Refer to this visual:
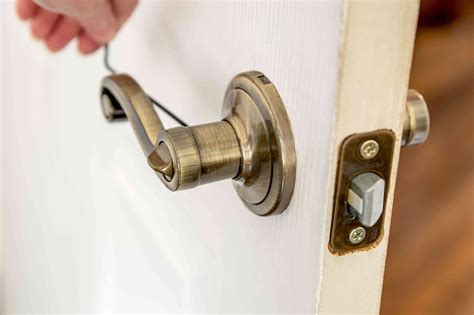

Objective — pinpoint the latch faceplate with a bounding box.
[329,129,396,255]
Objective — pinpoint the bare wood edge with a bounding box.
[317,0,419,313]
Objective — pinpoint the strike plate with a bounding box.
[329,129,396,255]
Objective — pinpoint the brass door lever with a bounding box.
[100,71,297,216]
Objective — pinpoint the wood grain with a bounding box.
[381,3,474,314]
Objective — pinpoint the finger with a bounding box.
[29,8,60,39]
[113,0,138,26]
[16,0,39,20]
[34,0,118,44]
[45,16,81,52]
[77,32,101,55]
[76,3,118,44]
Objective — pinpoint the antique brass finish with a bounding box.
[154,122,241,191]
[329,130,396,255]
[100,71,296,216]
[222,73,297,215]
[330,89,430,254]
[101,75,164,155]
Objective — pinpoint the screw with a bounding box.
[349,227,366,244]
[360,140,379,159]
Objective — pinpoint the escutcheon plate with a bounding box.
[222,71,296,216]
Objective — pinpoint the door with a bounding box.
[1,1,419,313]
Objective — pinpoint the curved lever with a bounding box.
[101,75,163,155]
[100,71,297,216]
[101,75,173,177]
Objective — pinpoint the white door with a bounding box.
[1,1,419,313]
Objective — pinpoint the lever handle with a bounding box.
[101,75,164,155]
[101,75,175,178]
[100,71,296,216]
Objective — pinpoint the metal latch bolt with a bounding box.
[348,172,385,228]
[329,89,430,254]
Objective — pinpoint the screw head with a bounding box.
[349,227,366,244]
[360,140,379,159]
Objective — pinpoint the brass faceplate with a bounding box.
[223,72,297,216]
[329,129,395,255]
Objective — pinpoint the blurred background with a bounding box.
[381,0,474,314]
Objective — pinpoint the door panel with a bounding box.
[1,1,343,312]
[0,0,419,313]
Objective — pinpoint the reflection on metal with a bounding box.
[349,227,366,245]
[100,71,296,216]
[402,89,430,147]
[147,143,173,179]
[359,140,379,160]
[348,172,385,228]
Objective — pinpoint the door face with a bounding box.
[1,1,418,313]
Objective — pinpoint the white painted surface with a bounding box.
[318,1,419,314]
[1,1,419,312]
[1,1,344,313]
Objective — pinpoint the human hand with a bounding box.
[16,0,138,54]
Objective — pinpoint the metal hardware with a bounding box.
[103,44,188,126]
[100,71,296,216]
[329,130,395,255]
[330,89,430,254]
[349,227,366,244]
[348,172,385,228]
[360,140,379,160]
[402,89,430,147]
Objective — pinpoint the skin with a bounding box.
[16,0,138,54]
